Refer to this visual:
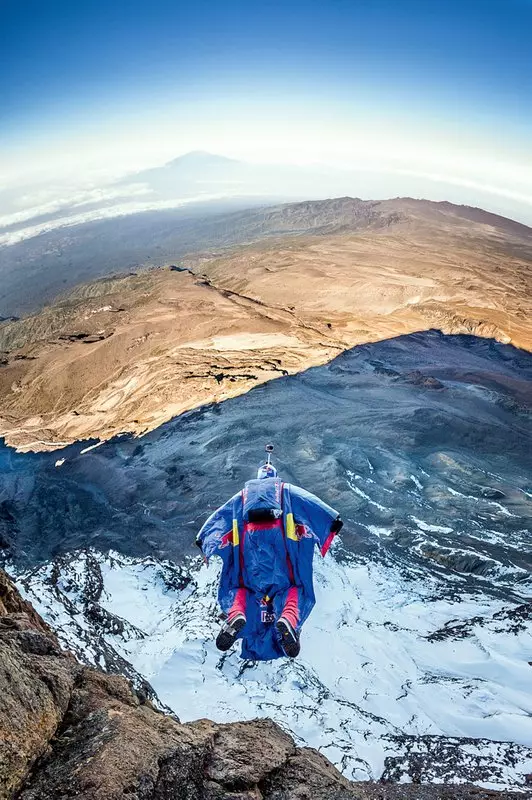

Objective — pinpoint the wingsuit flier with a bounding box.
[196,453,343,660]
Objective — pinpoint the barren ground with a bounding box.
[0,200,531,451]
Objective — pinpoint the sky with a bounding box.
[1,0,532,223]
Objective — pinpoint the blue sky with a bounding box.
[1,0,531,219]
[3,0,531,120]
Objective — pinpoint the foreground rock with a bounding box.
[0,569,527,800]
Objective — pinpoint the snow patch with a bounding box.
[16,547,532,791]
[412,517,453,534]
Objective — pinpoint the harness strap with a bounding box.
[281,483,296,584]
[238,491,245,587]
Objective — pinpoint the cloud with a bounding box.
[387,169,532,207]
[0,193,234,246]
[0,183,153,229]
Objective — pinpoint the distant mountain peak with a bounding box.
[163,150,240,168]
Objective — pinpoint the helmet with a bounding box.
[257,463,278,480]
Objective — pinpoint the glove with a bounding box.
[331,516,343,534]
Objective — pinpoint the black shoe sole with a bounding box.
[216,616,246,651]
[276,619,300,658]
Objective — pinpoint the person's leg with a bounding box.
[276,586,301,658]
[279,586,299,629]
[216,588,248,651]
[228,588,248,622]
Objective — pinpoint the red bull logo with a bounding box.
[260,596,275,624]
[219,530,234,548]
[295,523,314,541]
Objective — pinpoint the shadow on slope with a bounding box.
[0,330,531,599]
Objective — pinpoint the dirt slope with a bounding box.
[0,198,531,451]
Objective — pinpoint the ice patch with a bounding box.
[366,525,392,538]
[346,470,389,512]
[410,475,423,491]
[412,517,453,534]
[79,441,104,455]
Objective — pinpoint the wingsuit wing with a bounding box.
[196,493,246,624]
[284,484,342,556]
[196,494,240,561]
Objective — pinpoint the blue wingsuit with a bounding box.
[197,476,341,660]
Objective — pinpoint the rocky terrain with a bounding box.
[2,331,531,793]
[1,196,531,796]
[1,567,529,800]
[1,197,531,451]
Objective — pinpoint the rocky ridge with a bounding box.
[0,568,528,800]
